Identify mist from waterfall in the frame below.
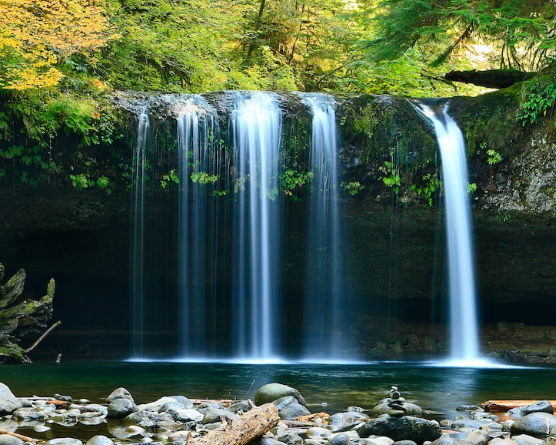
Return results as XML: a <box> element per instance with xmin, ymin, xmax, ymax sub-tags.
<box><xmin>418</xmin><ymin>102</ymin><xmax>481</xmax><ymax>364</ymax></box>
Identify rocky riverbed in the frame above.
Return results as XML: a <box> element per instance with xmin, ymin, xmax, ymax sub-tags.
<box><xmin>0</xmin><ymin>381</ymin><xmax>555</xmax><ymax>445</ymax></box>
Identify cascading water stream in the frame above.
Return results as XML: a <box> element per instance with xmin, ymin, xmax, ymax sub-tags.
<box><xmin>418</xmin><ymin>102</ymin><xmax>483</xmax><ymax>365</ymax></box>
<box><xmin>175</xmin><ymin>98</ymin><xmax>220</xmax><ymax>358</ymax></box>
<box><xmin>230</xmin><ymin>92</ymin><xmax>282</xmax><ymax>361</ymax></box>
<box><xmin>301</xmin><ymin>94</ymin><xmax>346</xmax><ymax>360</ymax></box>
<box><xmin>131</xmin><ymin>111</ymin><xmax>150</xmax><ymax>357</ymax></box>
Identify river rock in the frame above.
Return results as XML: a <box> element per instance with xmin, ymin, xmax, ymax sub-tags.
<box><xmin>201</xmin><ymin>408</ymin><xmax>236</xmax><ymax>424</ymax></box>
<box><xmin>428</xmin><ymin>437</ymin><xmax>471</xmax><ymax>445</ymax></box>
<box><xmin>138</xmin><ymin>397</ymin><xmax>179</xmax><ymax>412</ymax></box>
<box><xmin>107</xmin><ymin>398</ymin><xmax>137</xmax><ymax>419</ymax></box>
<box><xmin>465</xmin><ymin>429</ymin><xmax>489</xmax><ymax>445</ymax></box>
<box><xmin>255</xmin><ymin>383</ymin><xmax>307</xmax><ymax>407</ymax></box>
<box><xmin>168</xmin><ymin>396</ymin><xmax>193</xmax><ymax>408</ymax></box>
<box><xmin>106</xmin><ymin>388</ymin><xmax>135</xmax><ymax>404</ymax></box>
<box><xmin>273</xmin><ymin>396</ymin><xmax>298</xmax><ymax>410</ymax></box>
<box><xmin>511</xmin><ymin>412</ymin><xmax>556</xmax><ymax>436</ymax></box>
<box><xmin>328</xmin><ymin>411</ymin><xmax>369</xmax><ymax>431</ymax></box>
<box><xmin>169</xmin><ymin>408</ymin><xmax>203</xmax><ymax>422</ymax></box>
<box><xmin>511</xmin><ymin>434</ymin><xmax>545</xmax><ymax>445</ymax></box>
<box><xmin>44</xmin><ymin>439</ymin><xmax>83</xmax><ymax>445</ymax></box>
<box><xmin>279</xmin><ymin>402</ymin><xmax>311</xmax><ymax>420</ymax></box>
<box><xmin>0</xmin><ymin>434</ymin><xmax>23</xmax><ymax>445</ymax></box>
<box><xmin>522</xmin><ymin>401</ymin><xmax>554</xmax><ymax>416</ymax></box>
<box><xmin>85</xmin><ymin>436</ymin><xmax>114</xmax><ymax>445</ymax></box>
<box><xmin>0</xmin><ymin>383</ymin><xmax>22</xmax><ymax>414</ymax></box>
<box><xmin>228</xmin><ymin>400</ymin><xmax>252</xmax><ymax>413</ymax></box>
<box><xmin>13</xmin><ymin>408</ymin><xmax>47</xmax><ymax>421</ymax></box>
<box><xmin>371</xmin><ymin>402</ymin><xmax>423</xmax><ymax>417</ymax></box>
<box><xmin>249</xmin><ymin>438</ymin><xmax>284</xmax><ymax>445</ymax></box>
<box><xmin>275</xmin><ymin>430</ymin><xmax>303</xmax><ymax>445</ymax></box>
<box><xmin>393</xmin><ymin>441</ymin><xmax>417</xmax><ymax>445</ymax></box>
<box><xmin>489</xmin><ymin>439</ymin><xmax>520</xmax><ymax>445</ymax></box>
<box><xmin>358</xmin><ymin>415</ymin><xmax>442</xmax><ymax>444</ymax></box>
<box><xmin>326</xmin><ymin>432</ymin><xmax>351</xmax><ymax>445</ymax></box>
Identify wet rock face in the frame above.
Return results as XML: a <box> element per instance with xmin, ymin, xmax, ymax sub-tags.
<box><xmin>357</xmin><ymin>416</ymin><xmax>442</xmax><ymax>444</ymax></box>
<box><xmin>511</xmin><ymin>412</ymin><xmax>556</xmax><ymax>437</ymax></box>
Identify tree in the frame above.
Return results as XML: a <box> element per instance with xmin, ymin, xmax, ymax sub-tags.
<box><xmin>0</xmin><ymin>0</ymin><xmax>116</xmax><ymax>90</ymax></box>
<box><xmin>358</xmin><ymin>0</ymin><xmax>556</xmax><ymax>72</ymax></box>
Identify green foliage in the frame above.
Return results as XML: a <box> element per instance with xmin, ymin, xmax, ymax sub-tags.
<box><xmin>280</xmin><ymin>168</ymin><xmax>313</xmax><ymax>200</ymax></box>
<box><xmin>340</xmin><ymin>181</ymin><xmax>364</xmax><ymax>196</ymax></box>
<box><xmin>379</xmin><ymin>160</ymin><xmax>401</xmax><ymax>194</ymax></box>
<box><xmin>190</xmin><ymin>172</ymin><xmax>218</xmax><ymax>185</ymax></box>
<box><xmin>409</xmin><ymin>173</ymin><xmax>442</xmax><ymax>206</ymax></box>
<box><xmin>480</xmin><ymin>140</ymin><xmax>502</xmax><ymax>165</ymax></box>
<box><xmin>161</xmin><ymin>169</ymin><xmax>180</xmax><ymax>189</ymax></box>
<box><xmin>361</xmin><ymin>0</ymin><xmax>556</xmax><ymax>74</ymax></box>
<box><xmin>516</xmin><ymin>78</ymin><xmax>556</xmax><ymax>126</ymax></box>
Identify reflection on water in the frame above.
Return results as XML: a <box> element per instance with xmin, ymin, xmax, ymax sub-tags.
<box><xmin>0</xmin><ymin>362</ymin><xmax>554</xmax><ymax>419</ymax></box>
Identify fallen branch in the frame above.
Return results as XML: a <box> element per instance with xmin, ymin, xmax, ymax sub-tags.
<box><xmin>191</xmin><ymin>398</ymin><xmax>235</xmax><ymax>407</ymax></box>
<box><xmin>188</xmin><ymin>402</ymin><xmax>279</xmax><ymax>445</ymax></box>
<box><xmin>0</xmin><ymin>428</ymin><xmax>43</xmax><ymax>443</ymax></box>
<box><xmin>25</xmin><ymin>321</ymin><xmax>61</xmax><ymax>353</ymax></box>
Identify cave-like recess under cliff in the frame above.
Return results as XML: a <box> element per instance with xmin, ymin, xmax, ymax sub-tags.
<box><xmin>1</xmin><ymin>89</ymin><xmax>555</xmax><ymax>360</ymax></box>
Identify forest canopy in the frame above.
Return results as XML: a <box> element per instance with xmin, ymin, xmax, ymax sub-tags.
<box><xmin>1</xmin><ymin>0</ymin><xmax>553</xmax><ymax>97</ymax></box>
<box><xmin>0</xmin><ymin>0</ymin><xmax>554</xmax><ymax>193</ymax></box>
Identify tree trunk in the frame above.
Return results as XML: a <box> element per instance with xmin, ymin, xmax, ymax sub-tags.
<box><xmin>188</xmin><ymin>403</ymin><xmax>279</xmax><ymax>445</ymax></box>
<box><xmin>246</xmin><ymin>0</ymin><xmax>267</xmax><ymax>62</ymax></box>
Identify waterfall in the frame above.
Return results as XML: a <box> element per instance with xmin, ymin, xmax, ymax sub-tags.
<box><xmin>300</xmin><ymin>94</ymin><xmax>347</xmax><ymax>360</ymax></box>
<box><xmin>230</xmin><ymin>92</ymin><xmax>283</xmax><ymax>361</ymax></box>
<box><xmin>175</xmin><ymin>98</ymin><xmax>220</xmax><ymax>358</ymax></box>
<box><xmin>131</xmin><ymin>111</ymin><xmax>149</xmax><ymax>357</ymax></box>
<box><xmin>418</xmin><ymin>102</ymin><xmax>482</xmax><ymax>364</ymax></box>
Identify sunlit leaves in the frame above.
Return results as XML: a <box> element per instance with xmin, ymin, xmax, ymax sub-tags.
<box><xmin>0</xmin><ymin>0</ymin><xmax>117</xmax><ymax>90</ymax></box>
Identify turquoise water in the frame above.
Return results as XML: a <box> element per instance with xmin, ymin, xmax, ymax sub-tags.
<box><xmin>0</xmin><ymin>361</ymin><xmax>554</xmax><ymax>441</ymax></box>
<box><xmin>1</xmin><ymin>361</ymin><xmax>554</xmax><ymax>414</ymax></box>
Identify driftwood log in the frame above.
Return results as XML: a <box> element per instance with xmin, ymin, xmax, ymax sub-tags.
<box><xmin>189</xmin><ymin>403</ymin><xmax>279</xmax><ymax>445</ymax></box>
<box><xmin>444</xmin><ymin>69</ymin><xmax>536</xmax><ymax>89</ymax></box>
<box><xmin>482</xmin><ymin>400</ymin><xmax>556</xmax><ymax>411</ymax></box>
<box><xmin>0</xmin><ymin>263</ymin><xmax>59</xmax><ymax>363</ymax></box>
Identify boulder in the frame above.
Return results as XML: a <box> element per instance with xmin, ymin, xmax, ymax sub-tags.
<box><xmin>254</xmin><ymin>383</ymin><xmax>307</xmax><ymax>407</ymax></box>
<box><xmin>511</xmin><ymin>412</ymin><xmax>556</xmax><ymax>437</ymax></box>
<box><xmin>107</xmin><ymin>398</ymin><xmax>137</xmax><ymax>419</ymax></box>
<box><xmin>0</xmin><ymin>383</ymin><xmax>22</xmax><ymax>414</ymax></box>
<box><xmin>358</xmin><ymin>416</ymin><xmax>442</xmax><ymax>444</ymax></box>
<box><xmin>106</xmin><ymin>388</ymin><xmax>134</xmax><ymax>403</ymax></box>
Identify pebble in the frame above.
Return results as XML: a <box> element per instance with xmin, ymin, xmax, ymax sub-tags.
<box><xmin>0</xmin><ymin>384</ymin><xmax>554</xmax><ymax>445</ymax></box>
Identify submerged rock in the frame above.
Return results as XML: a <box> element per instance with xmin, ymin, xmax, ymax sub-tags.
<box><xmin>255</xmin><ymin>383</ymin><xmax>308</xmax><ymax>407</ymax></box>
